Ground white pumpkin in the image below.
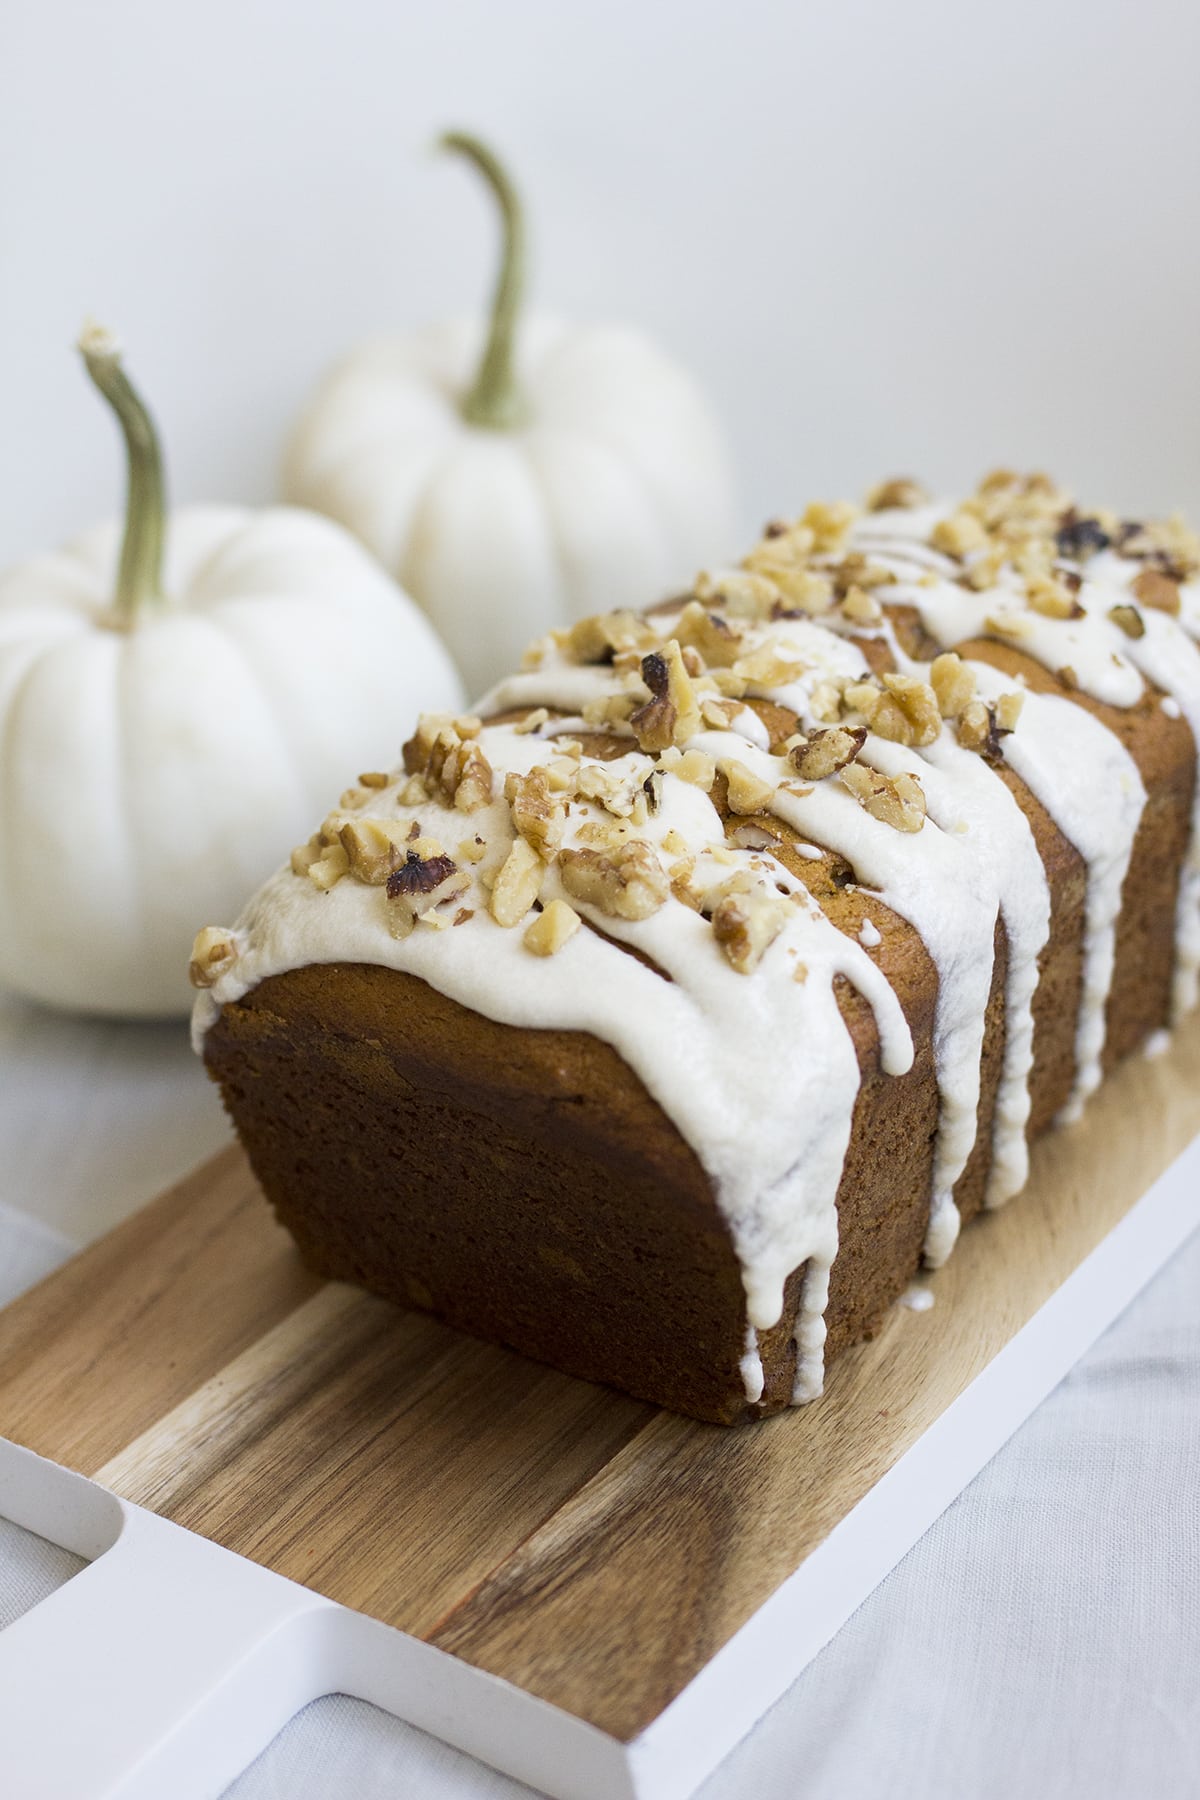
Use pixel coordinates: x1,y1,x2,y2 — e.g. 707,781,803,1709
284,132,736,700
0,327,463,1019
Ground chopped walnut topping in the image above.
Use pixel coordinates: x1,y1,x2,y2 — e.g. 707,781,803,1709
809,681,844,724
574,761,645,819
1027,572,1084,619
840,584,884,627
1130,568,1181,615
488,837,544,928
742,520,837,615
358,770,389,789
513,707,550,735
957,698,1016,762
402,715,494,811
732,638,809,687
453,714,483,739
1108,602,1146,640
695,569,782,620
866,693,918,746
1054,512,1111,560
559,839,669,921
931,511,989,558
700,695,743,730
722,760,776,814
800,499,858,552
308,843,351,890
840,762,927,831
339,817,410,884
457,836,487,864
710,876,791,974
505,767,566,856
451,741,495,811
188,926,237,989
995,689,1025,732
659,746,717,790
524,898,582,957
789,725,867,781
865,476,928,512
960,544,1006,591
290,836,321,877
984,610,1034,641
842,679,883,722
564,610,658,665
629,640,700,751
674,599,745,668
385,844,468,938
930,652,976,719
580,691,636,730
957,699,992,753
399,774,428,806
880,673,941,747
1116,515,1200,580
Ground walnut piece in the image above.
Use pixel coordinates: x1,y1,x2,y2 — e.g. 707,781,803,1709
957,697,1018,761
673,599,745,668
524,898,582,957
710,876,791,974
659,746,716,790
931,511,989,558
385,843,468,937
559,839,669,921
488,836,544,928
338,817,409,885
930,652,976,719
880,673,941,746
564,610,657,664
840,762,927,831
505,767,566,857
694,569,782,620
308,843,351,890
722,759,776,814
842,679,883,722
789,725,867,781
188,926,237,989
402,715,494,811
629,639,700,751
732,638,809,687
1130,568,1181,615
840,584,884,627
864,476,928,512
1108,602,1145,640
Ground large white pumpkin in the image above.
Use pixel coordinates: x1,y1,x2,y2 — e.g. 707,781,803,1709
0,331,463,1018
284,134,736,699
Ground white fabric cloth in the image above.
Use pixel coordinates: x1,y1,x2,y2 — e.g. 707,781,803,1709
1,992,1197,1799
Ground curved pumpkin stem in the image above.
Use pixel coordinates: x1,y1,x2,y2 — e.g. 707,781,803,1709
78,323,167,628
439,131,529,431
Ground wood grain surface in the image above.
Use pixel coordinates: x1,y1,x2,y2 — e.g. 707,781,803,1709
2,1011,1199,1741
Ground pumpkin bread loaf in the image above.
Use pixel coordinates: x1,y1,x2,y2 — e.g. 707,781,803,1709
193,473,1200,1423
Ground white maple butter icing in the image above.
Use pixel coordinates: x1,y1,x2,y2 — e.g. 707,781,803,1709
192,474,1200,1408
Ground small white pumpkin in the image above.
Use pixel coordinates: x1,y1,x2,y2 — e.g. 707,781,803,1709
0,327,463,1019
284,133,736,699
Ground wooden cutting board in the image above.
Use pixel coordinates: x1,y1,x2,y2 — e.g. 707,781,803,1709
2,1008,1200,1756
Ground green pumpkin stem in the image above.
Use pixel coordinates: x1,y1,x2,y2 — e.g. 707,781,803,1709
439,131,529,431
78,324,167,627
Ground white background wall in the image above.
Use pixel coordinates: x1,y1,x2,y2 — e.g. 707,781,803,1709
2,0,1199,568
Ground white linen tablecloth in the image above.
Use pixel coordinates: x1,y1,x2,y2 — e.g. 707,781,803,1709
1,988,1197,1800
